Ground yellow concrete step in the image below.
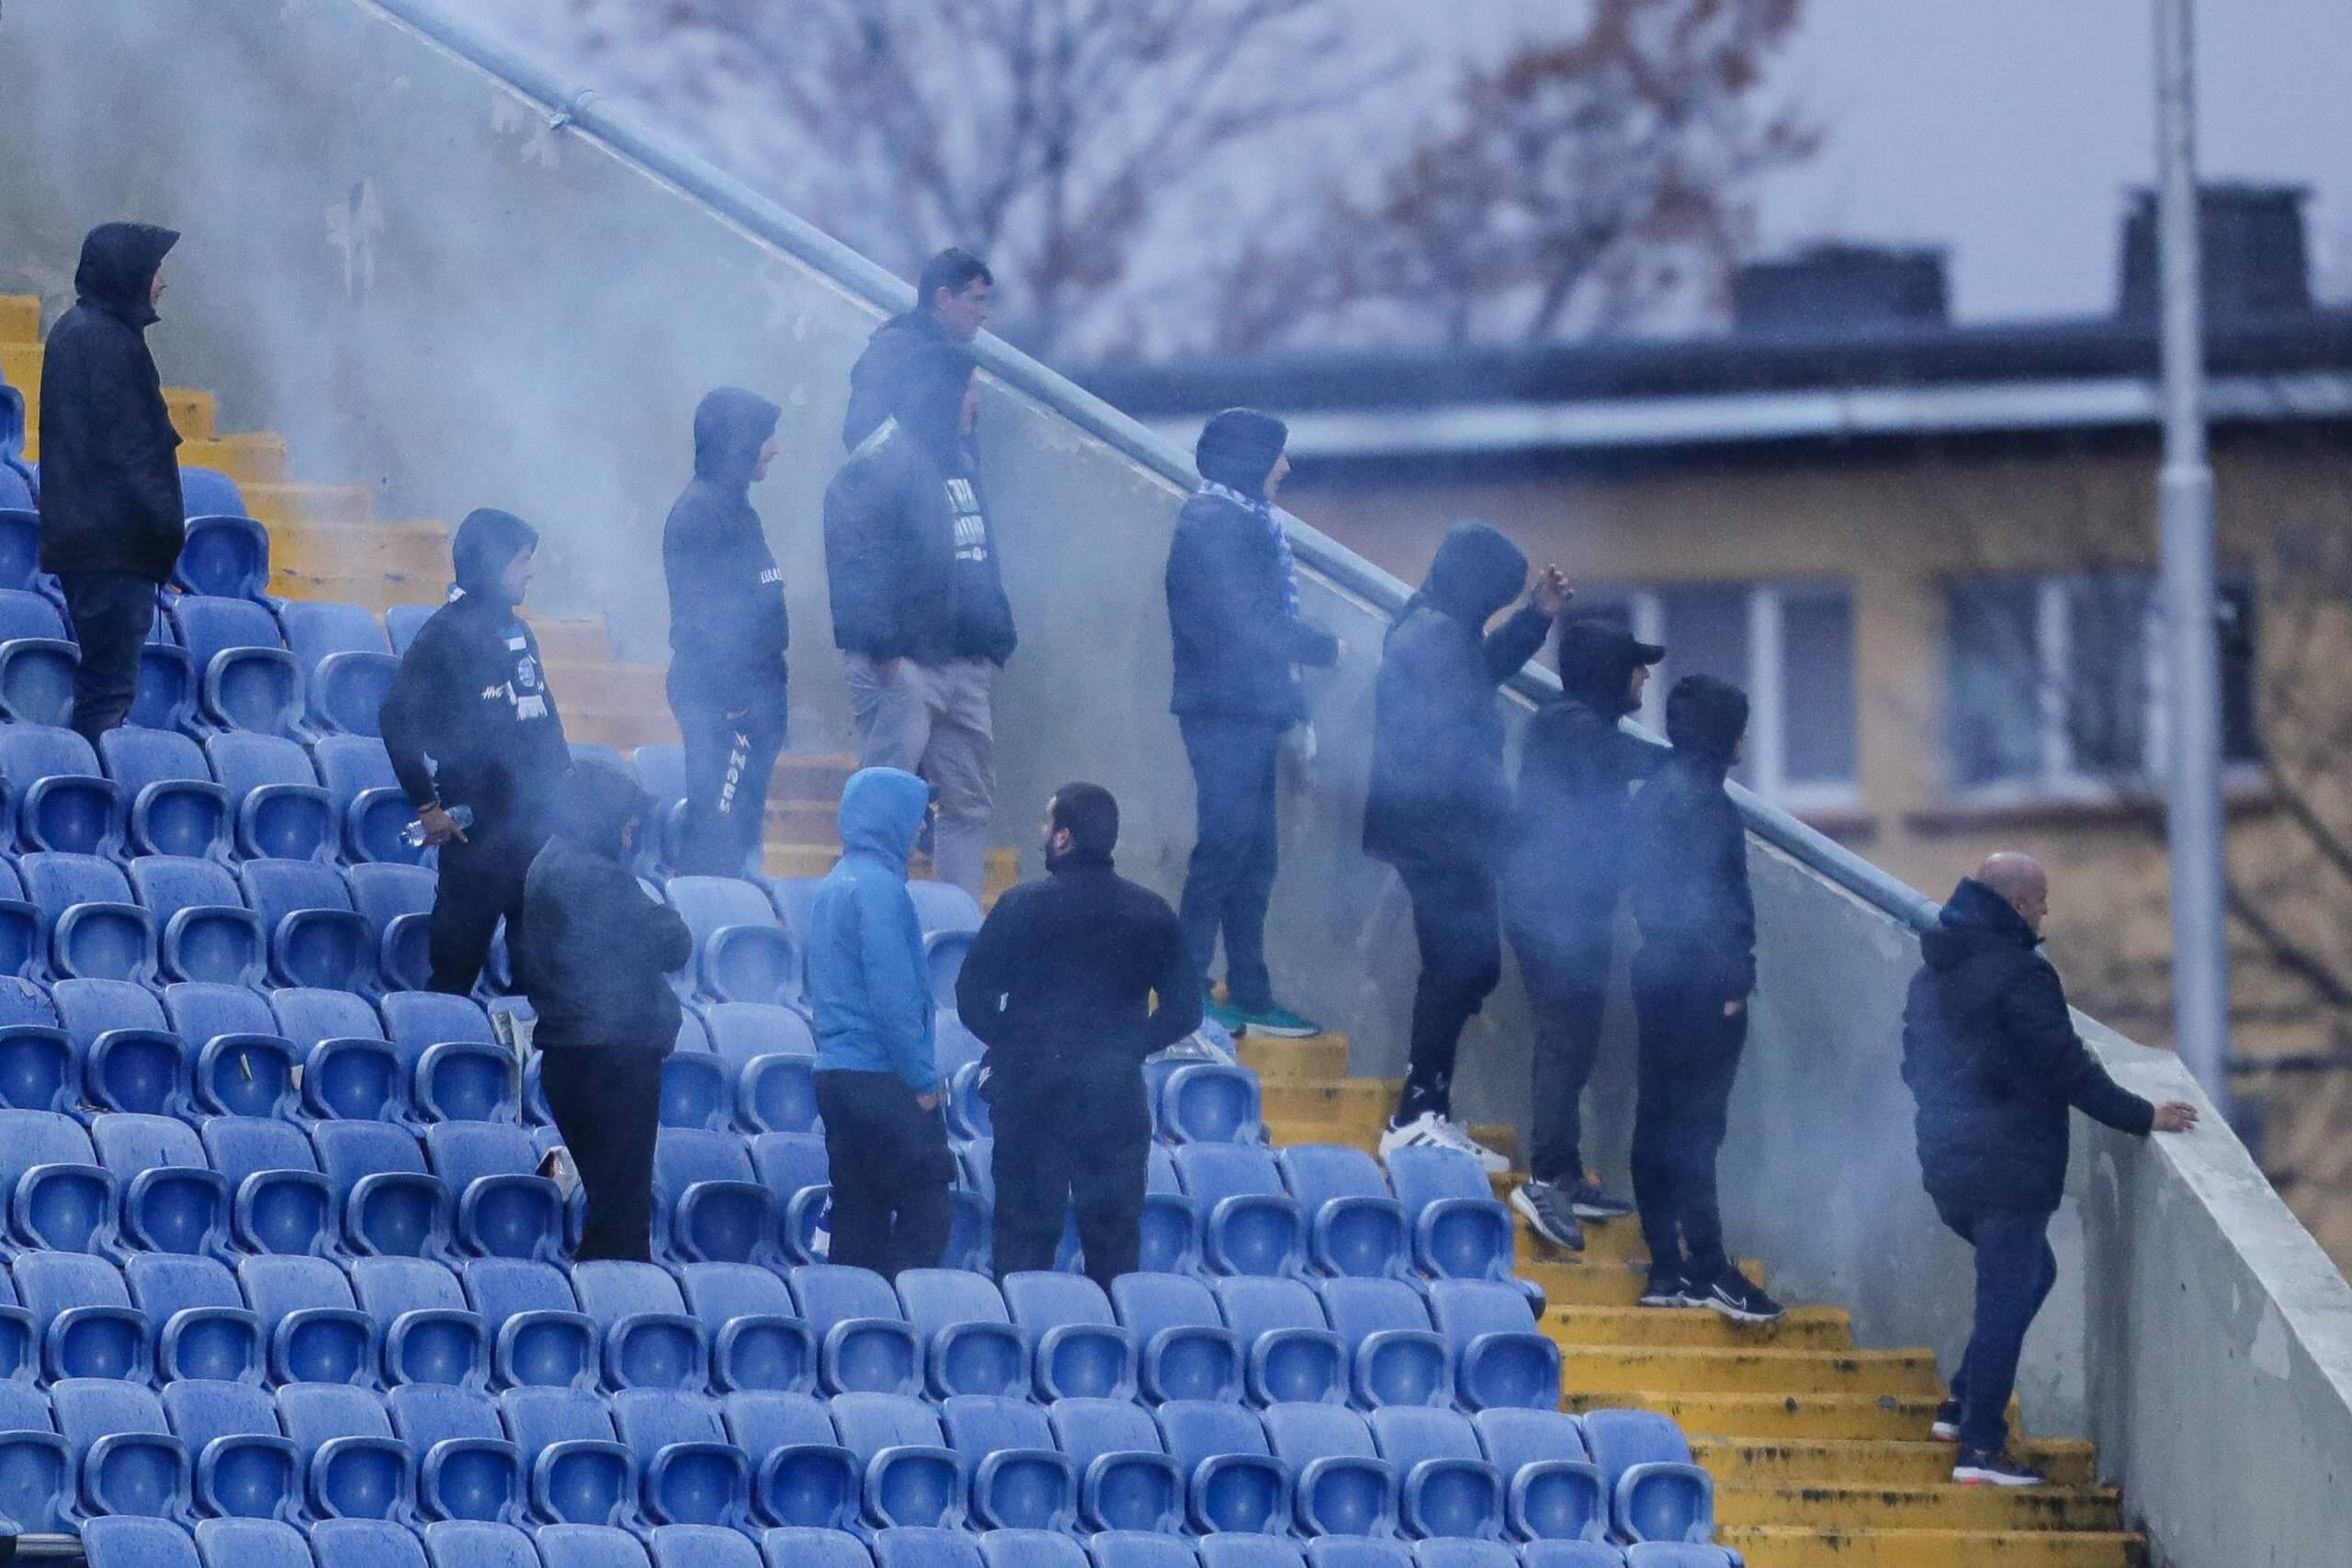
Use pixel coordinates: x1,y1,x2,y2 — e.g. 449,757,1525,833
1235,1034,1351,1084
266,569,440,615
773,753,856,802
166,389,215,443
180,433,288,488
1721,1480,2123,1531
270,518,449,581
1261,1079,1395,1129
546,660,668,712
1517,1212,1645,1266
1524,1257,1766,1310
1565,1345,1942,1398
1545,1303,1851,1349
243,481,371,526
1691,1436,2098,1490
1718,1525,2143,1568
763,800,845,847
563,703,683,751
1,342,40,395
1563,1387,1962,1441
759,842,1023,902
0,297,38,344
520,615,613,663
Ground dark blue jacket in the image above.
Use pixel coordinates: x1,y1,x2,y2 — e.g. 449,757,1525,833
808,768,936,1089
1165,490,1338,723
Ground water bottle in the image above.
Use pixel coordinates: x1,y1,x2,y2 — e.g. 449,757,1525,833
401,804,473,848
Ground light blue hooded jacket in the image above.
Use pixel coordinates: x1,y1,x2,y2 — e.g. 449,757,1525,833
808,767,937,1089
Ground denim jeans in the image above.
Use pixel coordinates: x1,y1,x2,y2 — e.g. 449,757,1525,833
1934,1199,2059,1451
1177,715,1284,1013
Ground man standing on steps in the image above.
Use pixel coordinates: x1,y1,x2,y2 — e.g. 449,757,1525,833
379,509,571,995
1165,409,1340,1040
663,386,787,878
1503,615,1666,1251
37,221,184,747
842,248,993,451
824,343,1016,903
956,784,1201,1291
1903,851,2199,1487
1367,519,1568,1174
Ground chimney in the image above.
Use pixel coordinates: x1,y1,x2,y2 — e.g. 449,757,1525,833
2117,183,2312,321
1730,243,1951,335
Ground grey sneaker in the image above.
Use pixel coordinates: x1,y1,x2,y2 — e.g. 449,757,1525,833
1510,1179,1584,1251
1568,1180,1635,1221
1953,1447,2044,1486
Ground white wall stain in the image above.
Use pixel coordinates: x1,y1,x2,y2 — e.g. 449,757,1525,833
324,179,383,299
2252,1300,2293,1381
489,92,562,169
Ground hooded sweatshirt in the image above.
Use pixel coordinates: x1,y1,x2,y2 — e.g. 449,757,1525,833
38,222,186,581
808,767,937,1089
1902,876,2154,1213
1625,674,1757,1001
378,508,572,838
842,310,956,451
1363,519,1550,874
1506,618,1668,933
519,759,694,1049
665,387,788,712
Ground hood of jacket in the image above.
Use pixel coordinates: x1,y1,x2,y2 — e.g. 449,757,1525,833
692,386,783,490
553,756,649,862
1665,673,1749,774
838,766,931,868
1922,875,2041,971
1195,408,1288,494
1557,616,1665,716
1409,519,1527,631
450,507,539,606
74,222,179,328
882,337,976,461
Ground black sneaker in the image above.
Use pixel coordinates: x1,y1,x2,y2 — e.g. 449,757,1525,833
1510,1179,1585,1251
1953,1447,2045,1486
1568,1180,1635,1220
1702,1267,1786,1324
1930,1401,1962,1441
1638,1269,1692,1308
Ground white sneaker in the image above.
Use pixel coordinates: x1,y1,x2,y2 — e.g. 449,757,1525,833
1381,1111,1510,1175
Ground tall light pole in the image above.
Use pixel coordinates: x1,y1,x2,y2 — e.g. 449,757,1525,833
2154,0,2232,1117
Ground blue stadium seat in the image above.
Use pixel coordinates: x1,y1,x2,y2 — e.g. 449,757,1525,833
102,729,230,863
1618,1548,1724,1567
1211,1277,1347,1408
198,1118,332,1258
905,882,981,938
272,987,411,1125
424,1518,540,1568
791,1265,922,1398
194,1517,315,1568
276,1382,413,1523
17,1250,151,1382
384,992,519,1123
1263,1404,1398,1540
1425,1283,1561,1413
123,1253,261,1384
0,1380,73,1531
1111,1273,1245,1407
1472,1409,1608,1545
930,1013,983,1081
1143,1145,1203,1277
1385,1149,1522,1293
678,1263,814,1396
894,1269,1024,1402
0,1108,124,1258
655,1020,730,1134
55,1376,193,1523
648,1524,763,1568
654,1129,778,1268
98,1123,233,1269
760,1530,873,1568
722,1391,856,1532
1152,1061,1265,1145
208,733,336,864
57,981,195,1121
997,1272,1134,1404
463,1258,595,1392
762,878,820,948
1156,1400,1292,1538
23,851,155,984
170,597,300,738
1402,1545,1519,1568
311,1518,430,1568
571,1262,709,1393
627,746,689,871
314,736,424,866
704,1002,819,1135
347,863,435,991
749,1133,832,1266
242,862,370,993
0,976,73,1112
175,513,269,605
130,858,267,990
610,1388,752,1531
279,602,397,739
944,1061,989,1145
0,588,77,727
1368,1407,1506,1541
940,1394,1077,1534
385,604,435,658
1278,1145,1410,1281
1514,1549,1627,1568
665,877,798,1007
352,1256,492,1391
134,623,201,737
424,1123,562,1264
79,1515,203,1568
866,1532,981,1568
1172,1144,1308,1281
388,1382,527,1524
164,985,299,1121
922,932,972,1010
314,1122,456,1262
1197,1542,1309,1568
829,1392,967,1533
1046,1396,1182,1537
1317,1279,1455,1412
1577,1411,1720,1551
0,874,43,983
498,1384,641,1530
0,726,122,857
0,1262,34,1378
236,1255,377,1388
1087,1537,1196,1568
159,1378,300,1521
978,1532,1085,1568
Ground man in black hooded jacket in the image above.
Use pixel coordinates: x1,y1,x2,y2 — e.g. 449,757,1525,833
664,387,787,877
379,508,572,995
38,221,185,745
1502,616,1666,1249
520,757,695,1264
1902,852,2197,1484
842,247,994,451
1366,519,1566,1170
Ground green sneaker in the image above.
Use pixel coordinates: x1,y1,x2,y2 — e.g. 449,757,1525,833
1204,992,1249,1033
1238,1002,1322,1039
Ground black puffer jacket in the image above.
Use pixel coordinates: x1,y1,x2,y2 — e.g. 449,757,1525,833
1625,675,1756,1001
518,760,694,1050
1902,877,2154,1213
1165,489,1339,723
1363,520,1549,874
665,387,787,713
842,310,954,451
37,223,186,581
1506,619,1665,932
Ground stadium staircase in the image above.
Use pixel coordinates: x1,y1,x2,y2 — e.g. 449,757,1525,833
0,288,2138,1567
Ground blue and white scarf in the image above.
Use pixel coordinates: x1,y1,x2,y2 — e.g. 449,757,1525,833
1199,479,1302,620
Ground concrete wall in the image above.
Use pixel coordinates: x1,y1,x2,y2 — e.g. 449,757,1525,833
6,3,2351,1559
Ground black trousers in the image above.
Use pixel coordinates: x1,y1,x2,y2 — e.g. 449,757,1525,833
1934,1198,2057,1452
1395,863,1503,1124
1629,955,1747,1280
538,1046,667,1265
58,571,154,747
427,826,543,997
673,691,787,878
1177,716,1283,1014
988,1062,1152,1293
814,1069,954,1282
1509,914,1613,1188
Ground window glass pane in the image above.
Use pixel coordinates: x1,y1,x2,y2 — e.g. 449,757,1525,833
1781,591,1857,784
1946,578,2043,787
2220,579,2261,762
1658,585,1754,785
2064,574,2151,779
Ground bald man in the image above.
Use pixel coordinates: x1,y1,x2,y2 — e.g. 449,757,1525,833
1902,852,2198,1486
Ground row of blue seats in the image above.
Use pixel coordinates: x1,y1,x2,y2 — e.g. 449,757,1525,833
0,467,278,606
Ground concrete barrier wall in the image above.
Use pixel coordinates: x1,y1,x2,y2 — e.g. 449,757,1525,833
6,4,2350,1557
